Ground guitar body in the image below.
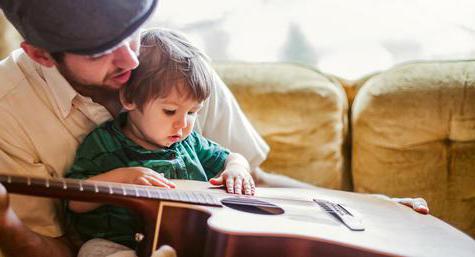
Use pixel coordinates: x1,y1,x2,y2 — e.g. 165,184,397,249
144,180,475,257
1,175,474,257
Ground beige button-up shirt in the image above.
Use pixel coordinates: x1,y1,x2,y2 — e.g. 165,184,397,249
0,49,269,241
0,49,113,238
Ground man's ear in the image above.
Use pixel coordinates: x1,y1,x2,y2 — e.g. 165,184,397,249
20,41,56,67
119,88,137,111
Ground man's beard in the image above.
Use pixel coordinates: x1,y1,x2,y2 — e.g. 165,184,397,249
56,62,121,98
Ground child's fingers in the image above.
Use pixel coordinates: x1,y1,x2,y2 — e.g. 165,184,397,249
233,177,242,195
243,178,255,195
145,175,176,189
136,177,153,186
225,178,235,194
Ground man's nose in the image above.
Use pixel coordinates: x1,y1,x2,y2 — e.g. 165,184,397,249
112,43,139,70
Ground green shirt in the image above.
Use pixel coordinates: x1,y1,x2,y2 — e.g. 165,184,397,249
65,112,229,249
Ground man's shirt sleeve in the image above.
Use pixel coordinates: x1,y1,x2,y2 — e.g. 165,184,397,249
194,69,269,170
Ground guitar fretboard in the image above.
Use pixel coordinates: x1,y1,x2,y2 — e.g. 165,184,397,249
0,174,222,206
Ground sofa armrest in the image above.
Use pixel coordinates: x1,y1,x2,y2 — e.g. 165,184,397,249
352,60,475,237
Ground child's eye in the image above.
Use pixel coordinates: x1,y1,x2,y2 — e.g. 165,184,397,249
163,109,176,116
187,111,197,115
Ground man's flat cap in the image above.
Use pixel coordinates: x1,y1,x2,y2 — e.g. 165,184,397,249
0,0,158,55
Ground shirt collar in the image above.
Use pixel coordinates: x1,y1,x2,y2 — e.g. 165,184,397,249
39,65,78,118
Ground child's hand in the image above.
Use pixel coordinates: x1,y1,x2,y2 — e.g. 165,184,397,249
209,169,255,195
93,167,176,189
209,153,255,195
69,167,175,213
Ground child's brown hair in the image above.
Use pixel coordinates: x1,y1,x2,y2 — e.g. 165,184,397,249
122,28,213,111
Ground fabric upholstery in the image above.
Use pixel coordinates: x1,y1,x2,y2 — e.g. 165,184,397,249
352,61,475,237
215,62,350,190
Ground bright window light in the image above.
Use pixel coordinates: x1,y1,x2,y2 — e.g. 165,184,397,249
149,0,475,80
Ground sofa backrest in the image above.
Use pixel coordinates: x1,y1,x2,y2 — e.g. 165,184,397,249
215,62,351,190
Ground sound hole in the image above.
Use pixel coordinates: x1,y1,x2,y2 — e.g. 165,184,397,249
221,197,284,215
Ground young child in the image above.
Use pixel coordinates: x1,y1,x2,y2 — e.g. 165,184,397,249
65,28,255,255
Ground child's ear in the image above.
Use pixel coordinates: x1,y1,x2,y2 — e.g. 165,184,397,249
119,88,137,111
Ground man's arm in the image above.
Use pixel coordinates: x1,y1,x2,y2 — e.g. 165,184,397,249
0,183,74,257
196,69,270,171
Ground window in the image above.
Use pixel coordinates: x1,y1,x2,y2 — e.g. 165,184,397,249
150,0,475,79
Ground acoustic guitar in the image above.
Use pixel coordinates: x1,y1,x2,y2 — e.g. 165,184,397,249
1,174,474,257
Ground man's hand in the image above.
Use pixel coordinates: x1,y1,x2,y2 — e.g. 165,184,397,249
0,183,9,217
373,194,430,214
0,183,74,257
209,153,255,195
392,197,430,215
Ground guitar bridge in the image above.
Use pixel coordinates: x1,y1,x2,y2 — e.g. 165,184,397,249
313,199,365,231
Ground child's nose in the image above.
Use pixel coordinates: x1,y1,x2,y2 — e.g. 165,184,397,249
173,115,188,129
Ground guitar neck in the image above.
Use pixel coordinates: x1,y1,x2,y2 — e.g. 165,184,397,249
0,174,222,207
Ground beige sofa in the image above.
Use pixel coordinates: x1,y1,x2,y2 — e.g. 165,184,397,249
215,61,475,238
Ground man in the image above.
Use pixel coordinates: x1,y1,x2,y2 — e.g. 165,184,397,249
0,0,271,256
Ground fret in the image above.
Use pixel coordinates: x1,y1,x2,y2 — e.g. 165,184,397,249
163,190,172,201
146,188,152,198
108,184,113,194
177,192,186,202
125,187,136,197
49,179,64,189
94,183,99,193
62,179,67,190
27,177,31,186
7,176,11,183
190,191,199,203
97,184,110,194
45,179,50,188
112,186,123,195
65,180,80,191
121,184,127,196
205,193,217,205
137,188,149,198
183,192,191,203
82,183,96,192
152,189,160,200
192,191,205,204
133,185,140,197
150,189,160,199
79,180,84,191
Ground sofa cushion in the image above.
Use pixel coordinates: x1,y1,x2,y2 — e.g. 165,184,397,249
215,62,349,190
352,60,475,237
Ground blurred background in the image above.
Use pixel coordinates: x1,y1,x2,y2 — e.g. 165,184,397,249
2,0,475,80
149,0,475,80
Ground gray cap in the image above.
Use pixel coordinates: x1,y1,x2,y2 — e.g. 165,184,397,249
0,0,158,55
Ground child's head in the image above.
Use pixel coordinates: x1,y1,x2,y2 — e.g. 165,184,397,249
120,28,214,149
